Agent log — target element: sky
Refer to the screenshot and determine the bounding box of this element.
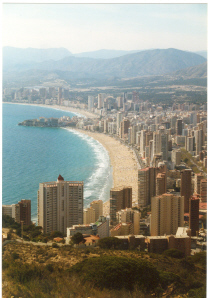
[2,2,208,54]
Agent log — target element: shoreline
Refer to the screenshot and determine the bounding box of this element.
[5,102,138,216]
[69,129,139,216]
[4,102,98,119]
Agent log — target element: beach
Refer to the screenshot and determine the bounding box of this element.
[68,129,139,216]
[6,103,139,216]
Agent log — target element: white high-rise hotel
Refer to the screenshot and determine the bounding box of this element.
[38,175,83,234]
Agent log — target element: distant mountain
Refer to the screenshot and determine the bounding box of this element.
[74,49,143,59]
[194,51,207,59]
[3,46,72,67]
[31,48,206,77]
[3,48,207,84]
[172,61,207,78]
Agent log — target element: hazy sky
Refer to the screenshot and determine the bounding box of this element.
[2,3,208,53]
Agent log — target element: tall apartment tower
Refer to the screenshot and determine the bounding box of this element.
[18,200,31,226]
[151,194,184,236]
[90,200,103,221]
[38,175,83,235]
[176,119,183,135]
[194,129,203,155]
[120,119,130,139]
[2,199,31,226]
[98,93,106,109]
[156,173,166,196]
[189,196,199,237]
[116,208,140,235]
[200,179,207,202]
[88,96,94,111]
[138,168,150,207]
[181,169,192,213]
[58,87,62,105]
[83,207,95,225]
[194,173,205,195]
[110,187,132,225]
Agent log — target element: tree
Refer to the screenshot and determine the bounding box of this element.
[98,237,121,249]
[71,232,86,245]
[50,231,64,239]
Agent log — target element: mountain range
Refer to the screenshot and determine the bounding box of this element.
[3,47,207,84]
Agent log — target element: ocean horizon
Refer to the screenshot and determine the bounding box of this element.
[2,103,113,222]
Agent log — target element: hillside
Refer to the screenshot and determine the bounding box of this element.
[2,241,206,298]
[3,46,72,67]
[3,48,206,82]
[172,61,207,78]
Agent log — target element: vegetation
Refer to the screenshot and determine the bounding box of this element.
[162,249,185,259]
[70,232,86,245]
[2,241,206,297]
[98,237,122,249]
[181,148,207,174]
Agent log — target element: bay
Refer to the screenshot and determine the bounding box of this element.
[2,103,112,222]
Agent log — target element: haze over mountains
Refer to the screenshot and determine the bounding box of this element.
[3,47,207,85]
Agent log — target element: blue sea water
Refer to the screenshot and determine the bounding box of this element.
[2,103,113,222]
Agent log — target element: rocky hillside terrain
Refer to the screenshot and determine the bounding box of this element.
[2,240,206,298]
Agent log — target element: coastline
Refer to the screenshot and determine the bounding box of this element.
[5,102,138,216]
[4,102,98,119]
[68,129,139,216]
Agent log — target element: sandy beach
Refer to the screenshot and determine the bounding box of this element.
[7,102,138,216]
[69,129,139,216]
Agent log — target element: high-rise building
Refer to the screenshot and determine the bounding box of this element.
[176,119,183,135]
[138,168,150,207]
[189,196,199,236]
[160,133,168,161]
[194,173,205,195]
[38,175,83,234]
[151,194,184,236]
[90,200,103,221]
[194,129,203,156]
[181,169,192,213]
[156,173,166,196]
[63,89,69,100]
[83,207,96,225]
[116,208,140,235]
[2,199,31,226]
[116,112,124,135]
[138,165,166,207]
[120,119,130,139]
[98,93,106,109]
[58,87,62,105]
[200,179,207,202]
[88,96,94,111]
[171,149,181,166]
[186,136,195,153]
[110,187,132,225]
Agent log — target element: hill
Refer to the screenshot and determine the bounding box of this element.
[3,46,72,67]
[3,48,206,79]
[2,241,206,297]
[172,61,207,78]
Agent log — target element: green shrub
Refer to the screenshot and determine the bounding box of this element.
[98,237,121,249]
[6,263,43,283]
[69,255,160,292]
[187,252,206,268]
[159,271,181,289]
[46,263,54,272]
[162,249,185,259]
[11,252,19,260]
[52,243,59,248]
[188,286,206,298]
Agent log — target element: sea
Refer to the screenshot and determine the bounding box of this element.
[2,103,113,222]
